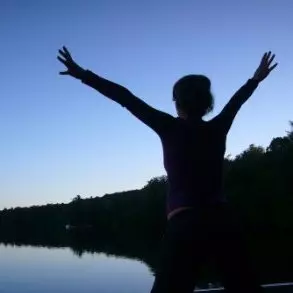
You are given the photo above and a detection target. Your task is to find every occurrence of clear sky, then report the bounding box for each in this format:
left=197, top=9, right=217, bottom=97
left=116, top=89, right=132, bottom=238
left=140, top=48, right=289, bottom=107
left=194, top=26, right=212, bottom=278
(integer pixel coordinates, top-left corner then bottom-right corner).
left=0, top=0, right=292, bottom=209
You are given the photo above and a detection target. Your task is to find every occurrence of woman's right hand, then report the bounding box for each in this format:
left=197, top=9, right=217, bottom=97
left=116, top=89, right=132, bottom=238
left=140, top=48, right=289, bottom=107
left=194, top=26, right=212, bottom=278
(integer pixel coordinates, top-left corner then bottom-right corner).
left=57, top=46, right=85, bottom=79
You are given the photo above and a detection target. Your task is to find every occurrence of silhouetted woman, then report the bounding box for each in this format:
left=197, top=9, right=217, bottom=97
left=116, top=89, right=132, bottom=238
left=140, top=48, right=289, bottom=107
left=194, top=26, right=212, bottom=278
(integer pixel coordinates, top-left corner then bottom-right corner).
left=58, top=47, right=277, bottom=293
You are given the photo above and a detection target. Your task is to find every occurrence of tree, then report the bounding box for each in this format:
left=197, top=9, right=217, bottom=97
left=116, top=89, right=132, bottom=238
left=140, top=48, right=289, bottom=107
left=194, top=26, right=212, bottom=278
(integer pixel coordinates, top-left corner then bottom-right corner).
left=71, top=195, right=82, bottom=203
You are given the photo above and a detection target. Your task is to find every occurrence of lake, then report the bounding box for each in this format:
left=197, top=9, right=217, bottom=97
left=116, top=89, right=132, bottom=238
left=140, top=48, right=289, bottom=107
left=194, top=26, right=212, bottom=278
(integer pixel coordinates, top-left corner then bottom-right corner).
left=1, top=244, right=292, bottom=293
left=0, top=244, right=154, bottom=293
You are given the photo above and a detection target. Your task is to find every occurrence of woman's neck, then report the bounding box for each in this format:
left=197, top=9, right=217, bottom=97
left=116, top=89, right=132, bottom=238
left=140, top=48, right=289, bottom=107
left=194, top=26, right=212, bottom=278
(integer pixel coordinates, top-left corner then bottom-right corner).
left=179, top=115, right=203, bottom=123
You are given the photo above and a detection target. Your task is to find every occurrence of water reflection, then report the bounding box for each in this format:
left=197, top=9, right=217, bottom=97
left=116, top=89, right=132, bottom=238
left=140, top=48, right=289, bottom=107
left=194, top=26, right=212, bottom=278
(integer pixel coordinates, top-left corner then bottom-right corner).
left=0, top=232, right=160, bottom=275
left=1, top=242, right=293, bottom=293
left=0, top=244, right=154, bottom=293
left=0, top=233, right=214, bottom=290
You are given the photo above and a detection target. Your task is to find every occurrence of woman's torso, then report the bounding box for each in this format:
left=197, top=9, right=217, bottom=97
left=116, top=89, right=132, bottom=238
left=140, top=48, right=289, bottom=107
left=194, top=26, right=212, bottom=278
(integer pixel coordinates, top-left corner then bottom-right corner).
left=160, top=118, right=227, bottom=218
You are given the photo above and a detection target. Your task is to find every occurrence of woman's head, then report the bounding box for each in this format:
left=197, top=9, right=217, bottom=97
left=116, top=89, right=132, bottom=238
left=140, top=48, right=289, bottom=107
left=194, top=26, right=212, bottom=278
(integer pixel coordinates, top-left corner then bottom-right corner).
left=172, top=75, right=214, bottom=119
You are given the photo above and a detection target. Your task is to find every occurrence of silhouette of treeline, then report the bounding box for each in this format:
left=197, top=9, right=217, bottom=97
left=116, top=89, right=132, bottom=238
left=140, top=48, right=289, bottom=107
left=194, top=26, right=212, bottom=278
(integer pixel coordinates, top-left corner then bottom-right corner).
left=0, top=121, right=292, bottom=285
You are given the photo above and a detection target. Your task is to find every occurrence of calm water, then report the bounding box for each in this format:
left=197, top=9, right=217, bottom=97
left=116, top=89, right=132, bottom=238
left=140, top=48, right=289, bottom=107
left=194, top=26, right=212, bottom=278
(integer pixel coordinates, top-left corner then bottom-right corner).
left=0, top=244, right=154, bottom=293
left=1, top=244, right=293, bottom=293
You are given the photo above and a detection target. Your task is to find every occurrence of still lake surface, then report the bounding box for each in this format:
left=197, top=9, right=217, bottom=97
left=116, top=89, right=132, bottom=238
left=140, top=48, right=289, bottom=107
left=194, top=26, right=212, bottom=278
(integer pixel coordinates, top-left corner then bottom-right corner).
left=1, top=244, right=292, bottom=293
left=0, top=244, right=154, bottom=293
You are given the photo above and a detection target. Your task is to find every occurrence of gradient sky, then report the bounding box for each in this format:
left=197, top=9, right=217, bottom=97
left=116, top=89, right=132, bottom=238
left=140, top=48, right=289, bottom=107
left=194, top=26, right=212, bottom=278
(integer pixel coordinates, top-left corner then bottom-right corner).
left=0, top=0, right=292, bottom=209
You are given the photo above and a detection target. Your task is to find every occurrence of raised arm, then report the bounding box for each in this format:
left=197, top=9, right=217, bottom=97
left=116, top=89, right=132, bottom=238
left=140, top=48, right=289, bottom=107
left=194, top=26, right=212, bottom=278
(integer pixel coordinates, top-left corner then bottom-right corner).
left=57, top=46, right=174, bottom=134
left=213, top=51, right=278, bottom=134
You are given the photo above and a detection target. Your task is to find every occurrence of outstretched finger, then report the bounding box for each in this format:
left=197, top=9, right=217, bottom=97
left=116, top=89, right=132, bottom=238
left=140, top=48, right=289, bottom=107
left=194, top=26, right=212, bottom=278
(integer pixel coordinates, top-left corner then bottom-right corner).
left=58, top=49, right=68, bottom=60
left=268, top=54, right=276, bottom=66
left=269, top=63, right=278, bottom=72
left=265, top=51, right=272, bottom=62
left=59, top=71, right=69, bottom=75
left=57, top=56, right=68, bottom=66
left=261, top=52, right=267, bottom=63
left=63, top=46, right=72, bottom=60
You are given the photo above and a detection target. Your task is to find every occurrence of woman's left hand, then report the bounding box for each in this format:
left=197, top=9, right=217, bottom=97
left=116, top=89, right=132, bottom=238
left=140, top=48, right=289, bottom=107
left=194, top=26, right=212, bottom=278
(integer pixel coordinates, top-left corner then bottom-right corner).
left=253, top=51, right=278, bottom=82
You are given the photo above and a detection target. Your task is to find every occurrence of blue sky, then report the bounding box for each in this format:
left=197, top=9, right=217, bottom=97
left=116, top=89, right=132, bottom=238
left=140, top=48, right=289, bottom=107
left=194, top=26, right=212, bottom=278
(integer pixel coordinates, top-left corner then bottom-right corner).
left=0, top=0, right=292, bottom=209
